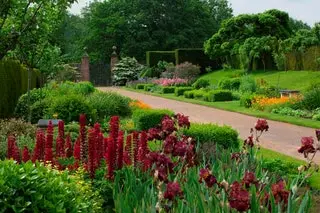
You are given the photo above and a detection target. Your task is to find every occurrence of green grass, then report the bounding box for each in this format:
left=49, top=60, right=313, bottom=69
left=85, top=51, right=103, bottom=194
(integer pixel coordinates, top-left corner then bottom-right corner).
left=200, top=69, right=320, bottom=92
left=124, top=87, right=320, bottom=129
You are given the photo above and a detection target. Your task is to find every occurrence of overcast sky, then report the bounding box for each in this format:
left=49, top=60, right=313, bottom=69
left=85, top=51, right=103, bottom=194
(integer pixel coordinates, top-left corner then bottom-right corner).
left=70, top=0, right=319, bottom=26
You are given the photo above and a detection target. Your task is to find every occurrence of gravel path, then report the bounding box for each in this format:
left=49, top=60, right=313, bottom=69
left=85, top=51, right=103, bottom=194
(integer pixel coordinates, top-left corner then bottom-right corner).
left=98, top=87, right=320, bottom=163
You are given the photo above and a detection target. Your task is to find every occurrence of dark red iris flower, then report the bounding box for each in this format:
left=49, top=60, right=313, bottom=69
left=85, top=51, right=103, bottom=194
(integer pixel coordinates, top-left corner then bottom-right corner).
left=242, top=171, right=258, bottom=188
left=164, top=135, right=178, bottom=154
left=271, top=180, right=289, bottom=205
left=164, top=182, right=183, bottom=201
left=244, top=136, right=254, bottom=147
left=231, top=152, right=242, bottom=161
left=255, top=119, right=269, bottom=132
left=316, top=130, right=320, bottom=141
left=147, top=128, right=162, bottom=140
left=161, top=116, right=176, bottom=133
left=229, top=181, right=250, bottom=212
left=199, top=168, right=217, bottom=188
left=175, top=113, right=190, bottom=129
left=298, top=137, right=316, bottom=157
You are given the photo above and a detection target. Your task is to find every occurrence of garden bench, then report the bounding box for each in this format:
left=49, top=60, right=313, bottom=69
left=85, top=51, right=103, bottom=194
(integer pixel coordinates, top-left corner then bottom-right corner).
left=279, top=90, right=300, bottom=98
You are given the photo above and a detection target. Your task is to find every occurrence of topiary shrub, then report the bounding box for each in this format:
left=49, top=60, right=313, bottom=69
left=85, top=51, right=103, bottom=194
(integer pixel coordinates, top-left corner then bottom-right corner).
left=184, top=90, right=195, bottom=99
left=205, top=90, right=233, bottom=102
left=88, top=91, right=131, bottom=122
left=183, top=123, right=239, bottom=149
left=136, top=84, right=147, bottom=90
left=174, top=87, right=193, bottom=96
left=174, top=62, right=200, bottom=81
left=161, top=86, right=176, bottom=94
left=193, top=90, right=207, bottom=100
left=240, top=93, right=255, bottom=108
left=302, top=88, right=320, bottom=110
left=113, top=57, right=144, bottom=86
left=46, top=95, right=96, bottom=124
left=0, top=160, right=103, bottom=212
left=30, top=100, right=50, bottom=124
left=132, top=108, right=174, bottom=130
left=218, top=78, right=241, bottom=90
left=192, top=79, right=210, bottom=89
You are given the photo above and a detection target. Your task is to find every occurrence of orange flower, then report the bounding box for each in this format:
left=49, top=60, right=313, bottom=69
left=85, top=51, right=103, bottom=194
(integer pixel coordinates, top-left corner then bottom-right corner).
left=130, top=100, right=151, bottom=109
left=252, top=96, right=301, bottom=111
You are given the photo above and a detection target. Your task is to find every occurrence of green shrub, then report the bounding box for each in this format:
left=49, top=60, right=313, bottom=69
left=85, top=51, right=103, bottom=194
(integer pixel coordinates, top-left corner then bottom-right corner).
left=175, top=87, right=193, bottom=96
left=184, top=90, right=195, bottom=99
left=113, top=57, right=145, bottom=86
left=205, top=90, right=233, bottom=102
left=193, top=90, right=207, bottom=100
left=0, top=118, right=36, bottom=138
left=15, top=88, right=47, bottom=121
left=88, top=92, right=131, bottom=122
left=0, top=160, right=102, bottom=212
left=239, top=76, right=257, bottom=93
left=302, top=88, right=320, bottom=110
left=161, top=86, right=176, bottom=94
left=261, top=159, right=299, bottom=178
left=183, top=123, right=239, bottom=149
left=232, top=91, right=241, bottom=100
left=46, top=95, right=96, bottom=124
left=30, top=100, right=50, bottom=124
left=192, top=79, right=210, bottom=89
left=132, top=108, right=174, bottom=130
left=174, top=62, right=200, bottom=81
left=46, top=81, right=95, bottom=96
left=143, top=84, right=154, bottom=91
left=136, top=84, right=147, bottom=90
left=256, top=86, right=280, bottom=98
left=218, top=78, right=241, bottom=90
left=240, top=93, right=255, bottom=108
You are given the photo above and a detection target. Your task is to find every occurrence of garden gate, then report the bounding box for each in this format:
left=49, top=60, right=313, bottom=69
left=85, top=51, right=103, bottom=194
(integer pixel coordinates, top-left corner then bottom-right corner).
left=89, top=62, right=111, bottom=86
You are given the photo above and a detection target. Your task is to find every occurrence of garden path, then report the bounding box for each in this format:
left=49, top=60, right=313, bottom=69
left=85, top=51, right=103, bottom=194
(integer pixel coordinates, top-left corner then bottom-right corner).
left=99, top=87, right=320, bottom=163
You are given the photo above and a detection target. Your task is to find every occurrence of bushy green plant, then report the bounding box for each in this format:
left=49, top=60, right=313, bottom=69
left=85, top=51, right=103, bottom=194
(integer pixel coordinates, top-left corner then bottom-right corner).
left=271, top=107, right=313, bottom=118
left=239, top=76, right=257, bottom=93
left=240, top=93, right=256, bottom=108
left=192, top=79, right=210, bottom=89
left=218, top=78, right=241, bottom=90
left=174, top=87, right=193, bottom=96
left=205, top=90, right=233, bottom=102
left=30, top=99, right=50, bottom=124
left=143, top=84, right=154, bottom=91
left=183, top=123, right=239, bottom=149
left=0, top=135, right=35, bottom=160
left=0, top=118, right=36, bottom=138
left=46, top=95, right=96, bottom=124
left=302, top=88, right=320, bottom=110
left=174, top=62, right=200, bottom=81
left=113, top=57, right=144, bottom=85
left=46, top=81, right=95, bottom=96
left=184, top=90, right=195, bottom=99
left=261, top=159, right=300, bottom=178
left=88, top=92, right=131, bottom=122
left=132, top=108, right=174, bottom=130
left=136, top=84, right=147, bottom=90
left=232, top=91, right=241, bottom=100
left=256, top=86, right=280, bottom=98
left=0, top=160, right=103, bottom=212
left=161, top=86, right=176, bottom=94
left=193, top=90, right=207, bottom=100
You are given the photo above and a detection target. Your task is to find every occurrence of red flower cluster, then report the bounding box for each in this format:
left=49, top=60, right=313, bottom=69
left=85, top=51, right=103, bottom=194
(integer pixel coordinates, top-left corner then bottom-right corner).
left=298, top=137, right=316, bottom=157
left=161, top=115, right=176, bottom=133
left=244, top=135, right=254, bottom=147
left=255, top=119, right=269, bottom=132
left=242, top=172, right=258, bottom=188
left=175, top=113, right=190, bottom=128
left=270, top=180, right=290, bottom=205
left=7, top=136, right=20, bottom=163
left=199, top=168, right=217, bottom=187
left=79, top=114, right=87, bottom=162
left=231, top=152, right=242, bottom=161
left=22, top=146, right=30, bottom=162
left=164, top=182, right=183, bottom=201
left=229, top=181, right=250, bottom=212
left=44, top=121, right=54, bottom=163
left=148, top=152, right=175, bottom=182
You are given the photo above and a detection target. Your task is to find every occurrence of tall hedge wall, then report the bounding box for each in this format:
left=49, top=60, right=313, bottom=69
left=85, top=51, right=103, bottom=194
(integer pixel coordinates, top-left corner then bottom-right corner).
left=146, top=51, right=176, bottom=67
left=0, top=60, right=39, bottom=118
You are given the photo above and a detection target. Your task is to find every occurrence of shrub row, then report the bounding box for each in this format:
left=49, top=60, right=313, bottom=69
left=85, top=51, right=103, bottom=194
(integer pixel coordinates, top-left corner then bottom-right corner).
left=132, top=108, right=174, bottom=130
left=183, top=89, right=233, bottom=102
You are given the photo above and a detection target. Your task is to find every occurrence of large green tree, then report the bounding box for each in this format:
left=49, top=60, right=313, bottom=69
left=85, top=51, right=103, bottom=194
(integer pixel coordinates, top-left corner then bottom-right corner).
left=80, top=0, right=232, bottom=62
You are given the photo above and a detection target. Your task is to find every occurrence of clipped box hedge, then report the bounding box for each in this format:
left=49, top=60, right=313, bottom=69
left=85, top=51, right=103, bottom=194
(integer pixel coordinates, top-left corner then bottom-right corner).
left=161, top=86, right=176, bottom=94
left=132, top=108, right=174, bottom=130
left=174, top=87, right=193, bottom=96
left=146, top=51, right=176, bottom=67
left=205, top=90, right=233, bottom=102
left=183, top=123, right=240, bottom=149
left=184, top=90, right=195, bottom=99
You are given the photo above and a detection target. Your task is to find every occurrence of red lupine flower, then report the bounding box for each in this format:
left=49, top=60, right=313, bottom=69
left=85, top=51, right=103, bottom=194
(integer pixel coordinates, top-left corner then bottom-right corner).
left=164, top=135, right=178, bottom=154
left=97, top=132, right=104, bottom=164
left=175, top=113, right=190, bottom=128
left=124, top=134, right=132, bottom=165
left=58, top=120, right=65, bottom=156
left=161, top=115, right=176, bottom=133
left=22, top=146, right=30, bottom=162
left=79, top=114, right=87, bottom=162
left=229, top=181, right=250, bottom=212
left=109, top=116, right=120, bottom=144
left=44, top=120, right=54, bottom=163
left=117, top=131, right=124, bottom=170
left=106, top=136, right=116, bottom=180
left=7, top=135, right=14, bottom=159
left=56, top=136, right=64, bottom=158
left=32, top=130, right=45, bottom=162
left=271, top=180, right=290, bottom=205
left=147, top=128, right=162, bottom=140
left=244, top=135, right=254, bottom=147
left=65, top=134, right=73, bottom=158
left=242, top=171, right=258, bottom=188
left=199, top=168, right=217, bottom=188
left=137, top=131, right=148, bottom=165
left=164, top=182, right=183, bottom=201
left=88, top=128, right=97, bottom=178
left=7, top=136, right=20, bottom=163
left=255, top=119, right=269, bottom=132
left=73, top=137, right=81, bottom=160
left=298, top=137, right=316, bottom=157
left=133, top=131, right=139, bottom=167
left=316, top=130, right=320, bottom=141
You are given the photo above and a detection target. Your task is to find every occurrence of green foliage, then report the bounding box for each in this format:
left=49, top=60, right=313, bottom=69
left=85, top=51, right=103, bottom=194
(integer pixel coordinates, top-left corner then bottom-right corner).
left=146, top=51, right=176, bottom=67
left=88, top=92, right=131, bottom=122
left=175, top=87, right=194, bottom=96
left=30, top=100, right=50, bottom=124
left=302, top=88, right=320, bottom=110
left=218, top=78, right=241, bottom=90
left=192, top=79, right=210, bottom=89
left=0, top=119, right=36, bottom=138
left=256, top=86, right=280, bottom=98
left=161, top=87, right=176, bottom=94
left=132, top=108, right=174, bottom=130
left=0, top=135, right=35, bottom=160
left=136, top=84, right=147, bottom=90
left=205, top=90, right=233, bottom=102
left=0, top=160, right=103, bottom=212
left=239, top=76, right=257, bottom=93
left=184, top=90, right=195, bottom=99
left=46, top=95, right=96, bottom=124
left=183, top=123, right=239, bottom=149
left=143, top=84, right=154, bottom=91
left=261, top=159, right=299, bottom=178
left=271, top=107, right=313, bottom=119
left=113, top=57, right=144, bottom=86
left=174, top=62, right=201, bottom=81
left=0, top=60, right=39, bottom=118
left=46, top=81, right=95, bottom=96
left=240, top=93, right=256, bottom=108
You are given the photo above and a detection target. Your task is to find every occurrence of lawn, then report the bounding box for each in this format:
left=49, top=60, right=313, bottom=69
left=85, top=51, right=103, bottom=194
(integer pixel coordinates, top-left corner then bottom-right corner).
left=199, top=69, right=320, bottom=92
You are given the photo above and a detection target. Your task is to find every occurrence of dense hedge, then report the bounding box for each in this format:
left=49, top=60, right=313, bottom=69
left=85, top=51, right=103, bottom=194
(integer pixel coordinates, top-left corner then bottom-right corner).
left=175, top=87, right=193, bottom=96
left=205, top=90, right=233, bottom=102
left=132, top=108, right=174, bottom=130
left=183, top=123, right=240, bottom=149
left=0, top=60, right=39, bottom=118
left=146, top=51, right=176, bottom=67
left=161, top=86, right=176, bottom=94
